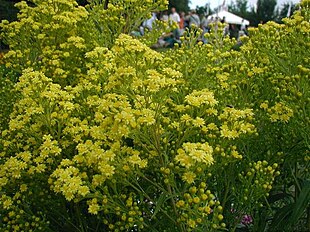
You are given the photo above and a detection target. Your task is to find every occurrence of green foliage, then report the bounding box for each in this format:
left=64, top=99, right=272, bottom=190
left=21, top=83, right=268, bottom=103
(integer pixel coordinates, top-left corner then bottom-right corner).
left=276, top=2, right=298, bottom=22
left=269, top=180, right=310, bottom=231
left=0, top=63, right=19, bottom=131
left=227, top=0, right=295, bottom=26
left=249, top=0, right=277, bottom=25
left=0, top=0, right=309, bottom=231
left=0, top=0, right=168, bottom=86
left=257, top=0, right=277, bottom=21
left=167, top=6, right=310, bottom=229
left=228, top=0, right=249, bottom=20
left=196, top=4, right=214, bottom=16
left=169, top=0, right=189, bottom=12
left=224, top=6, right=310, bottom=230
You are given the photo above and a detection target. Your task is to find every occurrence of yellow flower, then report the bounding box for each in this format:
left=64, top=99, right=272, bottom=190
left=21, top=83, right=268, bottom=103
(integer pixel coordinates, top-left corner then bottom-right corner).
left=2, top=198, right=13, bottom=209
left=137, top=109, right=156, bottom=125
left=78, top=186, right=90, bottom=197
left=231, top=150, right=242, bottom=159
left=182, top=171, right=196, bottom=184
left=220, top=125, right=239, bottom=139
left=192, top=117, right=205, bottom=127
left=268, top=102, right=293, bottom=123
left=88, top=199, right=100, bottom=215
left=188, top=219, right=196, bottom=228
left=20, top=184, right=28, bottom=192
left=180, top=114, right=192, bottom=122
left=185, top=89, right=218, bottom=107
left=175, top=149, right=193, bottom=168
left=98, top=163, right=115, bottom=177
left=175, top=142, right=214, bottom=168
left=128, top=153, right=148, bottom=168
left=176, top=200, right=185, bottom=207
left=260, top=102, right=269, bottom=110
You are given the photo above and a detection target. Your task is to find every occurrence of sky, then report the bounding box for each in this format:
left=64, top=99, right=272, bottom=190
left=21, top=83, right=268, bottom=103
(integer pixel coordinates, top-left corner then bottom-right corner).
left=189, top=0, right=301, bottom=10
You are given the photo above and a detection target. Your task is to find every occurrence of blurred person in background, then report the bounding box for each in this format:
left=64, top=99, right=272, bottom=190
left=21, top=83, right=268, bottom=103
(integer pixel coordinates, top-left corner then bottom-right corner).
left=187, top=9, right=200, bottom=28
left=169, top=7, right=181, bottom=39
left=179, top=12, right=186, bottom=35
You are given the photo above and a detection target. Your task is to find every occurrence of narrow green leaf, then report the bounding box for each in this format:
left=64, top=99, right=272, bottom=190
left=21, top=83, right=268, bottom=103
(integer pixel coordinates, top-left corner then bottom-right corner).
left=268, top=191, right=293, bottom=204
left=288, top=180, right=310, bottom=227
left=269, top=204, right=293, bottom=231
left=151, top=193, right=167, bottom=219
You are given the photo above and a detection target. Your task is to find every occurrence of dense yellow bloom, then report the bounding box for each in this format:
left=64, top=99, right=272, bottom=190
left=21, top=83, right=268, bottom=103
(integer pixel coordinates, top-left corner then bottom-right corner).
left=175, top=142, right=214, bottom=168
left=127, top=152, right=148, bottom=168
left=185, top=89, right=218, bottom=107
left=219, top=108, right=256, bottom=139
left=0, top=1, right=308, bottom=230
left=51, top=166, right=89, bottom=201
left=137, top=109, right=156, bottom=125
left=267, top=102, right=294, bottom=123
left=182, top=171, right=197, bottom=184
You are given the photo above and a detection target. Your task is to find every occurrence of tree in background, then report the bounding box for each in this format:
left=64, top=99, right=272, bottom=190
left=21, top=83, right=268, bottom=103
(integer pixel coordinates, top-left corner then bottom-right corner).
left=228, top=0, right=249, bottom=20
left=227, top=0, right=281, bottom=26
left=249, top=0, right=277, bottom=25
left=169, top=0, right=189, bottom=12
left=195, top=3, right=214, bottom=16
left=276, top=2, right=298, bottom=21
left=257, top=0, right=277, bottom=22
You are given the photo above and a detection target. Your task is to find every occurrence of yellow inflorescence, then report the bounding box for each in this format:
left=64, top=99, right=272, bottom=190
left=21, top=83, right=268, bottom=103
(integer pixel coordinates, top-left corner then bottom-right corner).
left=0, top=0, right=309, bottom=231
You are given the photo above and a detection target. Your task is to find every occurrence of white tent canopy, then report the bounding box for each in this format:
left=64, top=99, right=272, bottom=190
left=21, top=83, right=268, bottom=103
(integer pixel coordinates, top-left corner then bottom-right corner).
left=208, top=10, right=250, bottom=25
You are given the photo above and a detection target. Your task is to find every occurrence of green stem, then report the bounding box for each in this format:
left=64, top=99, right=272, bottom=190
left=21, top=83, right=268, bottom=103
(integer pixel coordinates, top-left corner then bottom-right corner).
left=307, top=206, right=310, bottom=232
left=166, top=182, right=185, bottom=232
left=74, top=204, right=86, bottom=232
left=290, top=164, right=301, bottom=195
left=138, top=171, right=167, bottom=193
left=125, top=178, right=153, bottom=202
left=222, top=181, right=230, bottom=210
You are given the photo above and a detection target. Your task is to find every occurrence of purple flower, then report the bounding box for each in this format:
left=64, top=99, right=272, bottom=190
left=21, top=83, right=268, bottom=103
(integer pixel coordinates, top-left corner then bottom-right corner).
left=241, top=214, right=253, bottom=225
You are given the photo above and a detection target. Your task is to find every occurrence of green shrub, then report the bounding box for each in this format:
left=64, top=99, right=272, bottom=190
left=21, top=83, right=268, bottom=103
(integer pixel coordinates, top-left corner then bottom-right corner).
left=0, top=0, right=309, bottom=231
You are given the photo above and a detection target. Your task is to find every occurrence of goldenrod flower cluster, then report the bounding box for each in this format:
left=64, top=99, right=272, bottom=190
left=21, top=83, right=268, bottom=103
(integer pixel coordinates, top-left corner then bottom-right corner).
left=1, top=0, right=89, bottom=85
left=237, top=161, right=279, bottom=208
left=0, top=32, right=258, bottom=230
left=0, top=0, right=309, bottom=231
left=175, top=182, right=226, bottom=230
